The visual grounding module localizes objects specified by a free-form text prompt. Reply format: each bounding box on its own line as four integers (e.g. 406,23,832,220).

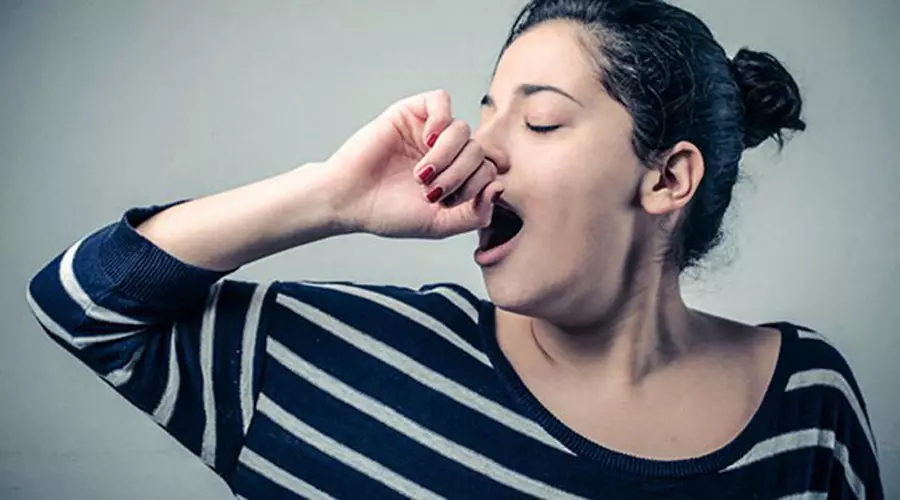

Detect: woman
27,0,882,498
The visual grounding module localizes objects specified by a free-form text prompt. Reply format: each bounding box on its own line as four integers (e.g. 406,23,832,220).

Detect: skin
476,20,782,460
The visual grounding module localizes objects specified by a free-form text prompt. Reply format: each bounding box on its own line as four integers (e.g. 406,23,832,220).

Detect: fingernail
426,186,444,203
426,133,439,148
417,165,436,184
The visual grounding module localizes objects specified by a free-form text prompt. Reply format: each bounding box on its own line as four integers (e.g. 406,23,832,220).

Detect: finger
420,90,453,148
383,89,453,149
472,180,505,229
422,138,483,203
438,179,504,236
414,119,472,185
442,159,497,208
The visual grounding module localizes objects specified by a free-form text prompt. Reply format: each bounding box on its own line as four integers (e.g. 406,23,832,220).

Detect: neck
519,268,710,386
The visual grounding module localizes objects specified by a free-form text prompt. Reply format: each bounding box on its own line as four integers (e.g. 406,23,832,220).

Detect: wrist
283,162,361,239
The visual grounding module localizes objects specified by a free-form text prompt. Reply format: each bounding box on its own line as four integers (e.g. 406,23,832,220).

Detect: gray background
2,0,898,498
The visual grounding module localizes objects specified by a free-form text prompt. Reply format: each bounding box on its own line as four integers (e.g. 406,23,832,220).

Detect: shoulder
774,322,869,407
770,321,879,452
766,322,884,497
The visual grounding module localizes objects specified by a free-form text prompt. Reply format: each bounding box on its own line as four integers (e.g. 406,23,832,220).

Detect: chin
480,254,609,327
480,264,562,318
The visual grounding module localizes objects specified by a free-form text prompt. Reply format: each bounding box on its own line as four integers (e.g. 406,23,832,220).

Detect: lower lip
474,231,522,267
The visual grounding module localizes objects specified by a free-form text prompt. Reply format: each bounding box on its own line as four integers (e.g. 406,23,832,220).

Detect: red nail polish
417,165,436,184
426,133,439,148
426,186,444,203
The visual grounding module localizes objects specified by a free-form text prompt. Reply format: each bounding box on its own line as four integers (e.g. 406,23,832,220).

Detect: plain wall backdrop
2,0,898,498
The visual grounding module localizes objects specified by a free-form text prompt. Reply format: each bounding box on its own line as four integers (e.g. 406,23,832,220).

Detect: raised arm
26,89,501,484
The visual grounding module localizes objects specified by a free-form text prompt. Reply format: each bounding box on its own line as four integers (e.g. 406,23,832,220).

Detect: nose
473,120,510,175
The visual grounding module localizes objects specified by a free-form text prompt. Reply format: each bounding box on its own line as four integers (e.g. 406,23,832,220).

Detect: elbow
26,258,65,338
25,251,87,346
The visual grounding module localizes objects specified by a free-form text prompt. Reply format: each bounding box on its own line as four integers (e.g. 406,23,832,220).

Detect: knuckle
433,116,453,132
431,89,452,109
452,119,471,137
464,180,482,199
462,141,482,162
468,139,485,157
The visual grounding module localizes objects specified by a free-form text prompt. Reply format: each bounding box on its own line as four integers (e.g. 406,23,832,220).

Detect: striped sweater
27,203,883,499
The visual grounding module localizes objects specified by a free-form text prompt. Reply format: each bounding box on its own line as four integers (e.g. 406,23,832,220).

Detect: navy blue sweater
27,204,883,499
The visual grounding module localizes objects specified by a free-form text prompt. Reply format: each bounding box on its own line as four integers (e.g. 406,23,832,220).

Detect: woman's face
475,20,655,325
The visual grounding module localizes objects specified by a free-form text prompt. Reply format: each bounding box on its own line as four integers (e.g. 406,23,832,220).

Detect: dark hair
503,0,806,270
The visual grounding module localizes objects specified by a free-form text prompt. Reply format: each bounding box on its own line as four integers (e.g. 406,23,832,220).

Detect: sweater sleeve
838,362,884,500
800,328,885,500
26,203,278,483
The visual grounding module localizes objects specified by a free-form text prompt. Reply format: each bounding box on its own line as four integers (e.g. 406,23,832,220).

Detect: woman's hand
133,89,499,271
326,90,504,239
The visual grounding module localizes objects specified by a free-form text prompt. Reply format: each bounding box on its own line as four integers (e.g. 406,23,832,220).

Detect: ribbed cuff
96,201,234,305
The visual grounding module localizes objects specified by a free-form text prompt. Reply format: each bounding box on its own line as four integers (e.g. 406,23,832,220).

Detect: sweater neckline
477,301,797,478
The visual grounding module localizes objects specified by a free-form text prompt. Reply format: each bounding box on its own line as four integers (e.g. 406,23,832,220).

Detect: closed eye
527,124,561,134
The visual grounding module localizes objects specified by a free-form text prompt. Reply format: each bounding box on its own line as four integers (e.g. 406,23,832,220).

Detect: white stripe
200,282,223,467
302,282,491,367
423,286,479,324
73,330,144,347
778,493,827,500
268,339,587,500
832,439,865,500
786,369,877,455
26,287,142,349
797,329,832,345
258,393,444,500
104,344,145,387
724,429,864,499
724,428,832,470
151,326,181,427
275,293,570,454
238,447,336,500
59,239,146,327
240,283,269,434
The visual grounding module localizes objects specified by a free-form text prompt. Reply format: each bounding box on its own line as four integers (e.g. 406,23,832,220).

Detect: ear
638,141,705,216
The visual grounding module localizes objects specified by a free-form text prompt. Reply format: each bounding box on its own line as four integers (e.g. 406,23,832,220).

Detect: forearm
136,162,352,271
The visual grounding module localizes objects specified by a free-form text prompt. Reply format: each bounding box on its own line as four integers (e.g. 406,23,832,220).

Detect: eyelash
526,124,561,134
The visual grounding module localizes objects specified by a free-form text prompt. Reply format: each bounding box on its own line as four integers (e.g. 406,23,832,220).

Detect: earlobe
639,141,705,216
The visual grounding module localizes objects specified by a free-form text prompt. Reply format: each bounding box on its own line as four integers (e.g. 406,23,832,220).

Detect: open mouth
479,200,524,251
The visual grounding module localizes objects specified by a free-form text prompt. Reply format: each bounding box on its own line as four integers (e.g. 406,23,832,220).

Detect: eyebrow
480,83,584,108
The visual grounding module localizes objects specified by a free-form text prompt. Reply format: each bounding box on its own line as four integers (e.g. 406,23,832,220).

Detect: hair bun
730,48,806,149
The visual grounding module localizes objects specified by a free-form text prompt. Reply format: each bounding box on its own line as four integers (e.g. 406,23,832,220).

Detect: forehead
493,20,599,97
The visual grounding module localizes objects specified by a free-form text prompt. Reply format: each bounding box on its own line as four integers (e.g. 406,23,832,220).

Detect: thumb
432,181,503,238
472,181,505,229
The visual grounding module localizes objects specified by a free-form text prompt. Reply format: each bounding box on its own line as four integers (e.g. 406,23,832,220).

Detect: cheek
528,133,641,220
525,135,644,274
